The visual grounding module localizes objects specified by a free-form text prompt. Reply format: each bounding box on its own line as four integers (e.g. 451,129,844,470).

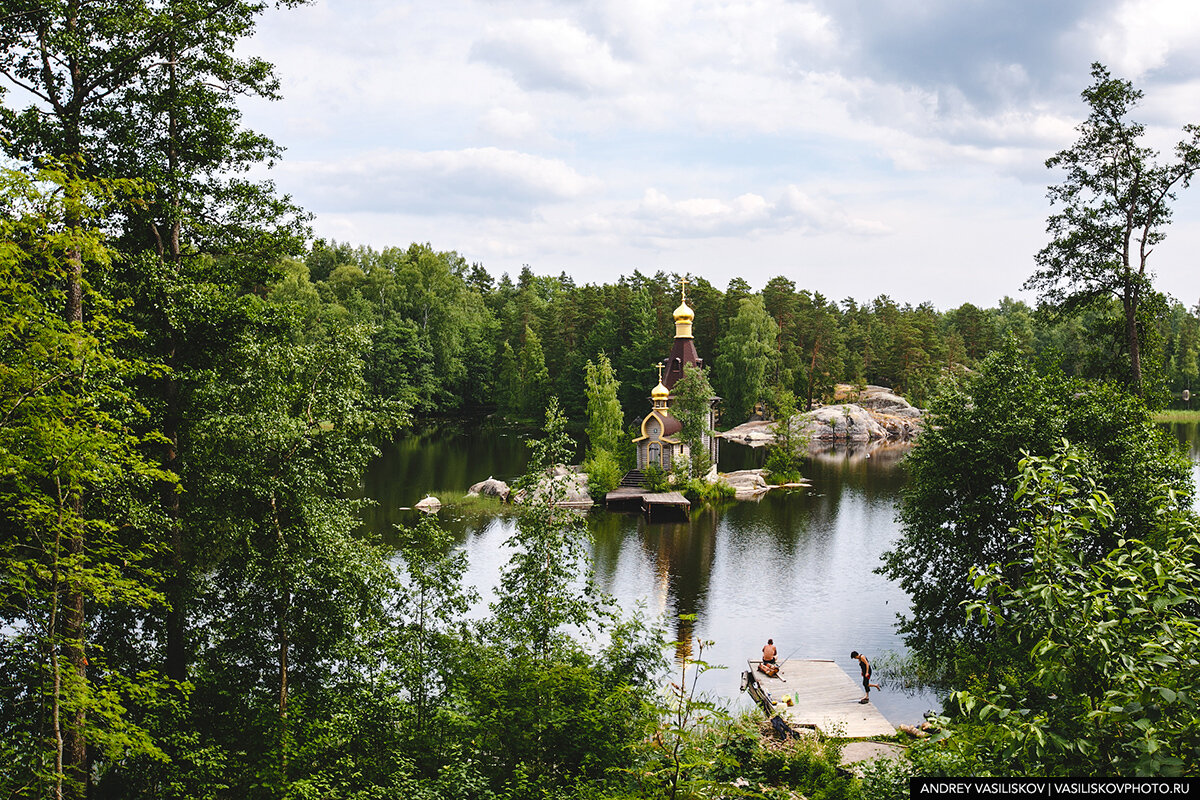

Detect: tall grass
1153,409,1200,423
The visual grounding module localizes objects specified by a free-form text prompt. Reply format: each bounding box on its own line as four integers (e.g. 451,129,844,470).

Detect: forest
299,238,1200,424
4,2,1200,798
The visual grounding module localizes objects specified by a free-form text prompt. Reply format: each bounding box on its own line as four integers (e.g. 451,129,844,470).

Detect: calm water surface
362,419,1200,727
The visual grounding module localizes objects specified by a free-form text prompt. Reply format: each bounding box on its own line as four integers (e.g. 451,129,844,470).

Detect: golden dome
652,380,670,400
673,300,694,323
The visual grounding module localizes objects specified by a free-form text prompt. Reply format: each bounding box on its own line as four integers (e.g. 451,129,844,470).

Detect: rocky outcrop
717,420,777,447
850,385,922,418
836,384,924,439
511,465,593,508
467,476,510,500
720,469,770,499
801,404,888,442
720,385,924,447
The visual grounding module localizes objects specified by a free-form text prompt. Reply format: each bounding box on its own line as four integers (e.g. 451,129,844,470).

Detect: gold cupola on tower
651,379,670,409
673,278,694,339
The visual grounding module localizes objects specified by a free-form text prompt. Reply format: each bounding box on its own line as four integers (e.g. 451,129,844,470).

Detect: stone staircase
618,469,646,488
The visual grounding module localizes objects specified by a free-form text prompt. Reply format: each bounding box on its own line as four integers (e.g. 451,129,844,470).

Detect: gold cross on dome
680,276,688,303
657,363,664,382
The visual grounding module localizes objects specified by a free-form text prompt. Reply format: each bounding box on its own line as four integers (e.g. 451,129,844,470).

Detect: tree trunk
163,7,188,681
1125,291,1143,394
806,338,820,411
62,170,88,800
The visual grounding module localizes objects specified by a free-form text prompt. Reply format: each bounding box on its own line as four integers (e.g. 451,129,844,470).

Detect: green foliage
638,628,729,800
671,364,716,476
881,340,1192,671
584,354,624,456
0,0,310,262
680,477,735,503
582,354,624,498
1025,63,1200,398
489,399,602,658
459,649,656,798
583,448,622,498
391,514,476,736
643,463,670,493
765,388,805,484
857,753,913,800
715,296,779,422
0,170,175,798
934,444,1200,776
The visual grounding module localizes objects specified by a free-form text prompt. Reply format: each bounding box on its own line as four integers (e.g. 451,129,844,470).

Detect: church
633,285,720,472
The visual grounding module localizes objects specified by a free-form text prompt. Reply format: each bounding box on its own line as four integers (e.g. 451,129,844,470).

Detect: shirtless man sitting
762,639,777,664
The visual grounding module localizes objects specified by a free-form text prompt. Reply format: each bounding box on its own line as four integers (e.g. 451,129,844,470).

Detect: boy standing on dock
850,651,881,703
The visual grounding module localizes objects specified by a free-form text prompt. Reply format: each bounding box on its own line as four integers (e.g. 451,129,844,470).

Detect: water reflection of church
633,284,720,472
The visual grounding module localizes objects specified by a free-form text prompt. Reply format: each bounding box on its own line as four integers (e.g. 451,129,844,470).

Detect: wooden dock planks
748,659,896,738
604,488,691,518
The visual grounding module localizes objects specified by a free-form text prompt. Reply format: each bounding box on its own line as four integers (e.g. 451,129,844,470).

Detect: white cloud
470,18,633,95
478,107,544,143
632,185,888,239
279,147,600,216
1087,0,1200,79
233,0,1200,307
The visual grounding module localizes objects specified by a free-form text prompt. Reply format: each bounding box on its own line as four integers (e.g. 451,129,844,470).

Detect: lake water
362,419,1200,728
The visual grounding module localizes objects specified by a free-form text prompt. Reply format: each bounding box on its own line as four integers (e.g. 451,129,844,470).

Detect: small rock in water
414,496,441,513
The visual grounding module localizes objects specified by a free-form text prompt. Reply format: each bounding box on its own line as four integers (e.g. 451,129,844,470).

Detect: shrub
642,463,669,492
681,478,735,502
583,448,622,498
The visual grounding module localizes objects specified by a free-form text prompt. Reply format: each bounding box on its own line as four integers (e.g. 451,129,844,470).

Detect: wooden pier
744,659,896,738
604,487,690,518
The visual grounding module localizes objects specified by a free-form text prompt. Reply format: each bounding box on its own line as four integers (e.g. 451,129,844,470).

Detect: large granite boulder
467,476,510,500
722,387,924,447
511,465,593,507
849,385,923,419
800,404,888,442
717,420,777,447
721,469,770,499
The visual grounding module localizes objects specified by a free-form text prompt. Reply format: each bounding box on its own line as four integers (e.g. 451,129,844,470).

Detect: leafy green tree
796,291,844,409
365,317,437,412
641,625,729,800
179,308,403,795
714,296,778,422
881,341,1192,670
946,302,999,364
488,399,598,657
671,364,717,476
1025,62,1200,398
0,0,308,262
0,170,172,799
0,0,312,700
764,388,804,484
762,276,801,390
618,286,661,414
497,340,521,416
583,354,625,496
391,514,476,739
584,354,623,456
467,401,661,796
946,445,1200,776
517,325,550,419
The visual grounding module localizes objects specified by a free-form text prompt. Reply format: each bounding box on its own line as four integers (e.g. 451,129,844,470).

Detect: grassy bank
1153,409,1200,423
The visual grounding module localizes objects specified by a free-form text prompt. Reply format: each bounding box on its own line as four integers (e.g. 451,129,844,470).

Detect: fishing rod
768,639,812,683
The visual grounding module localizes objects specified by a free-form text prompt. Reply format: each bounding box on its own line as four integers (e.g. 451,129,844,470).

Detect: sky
238,0,1200,309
